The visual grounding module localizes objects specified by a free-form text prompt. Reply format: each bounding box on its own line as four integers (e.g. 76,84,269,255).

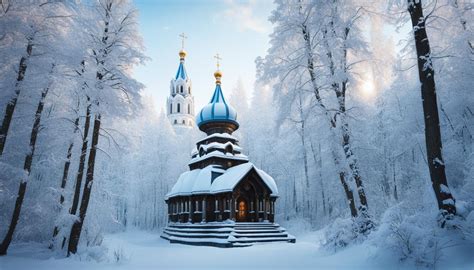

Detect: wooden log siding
262,198,268,220
188,198,192,222
202,199,206,222
230,197,235,220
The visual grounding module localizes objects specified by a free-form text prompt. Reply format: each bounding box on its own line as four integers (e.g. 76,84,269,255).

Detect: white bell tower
167,33,195,127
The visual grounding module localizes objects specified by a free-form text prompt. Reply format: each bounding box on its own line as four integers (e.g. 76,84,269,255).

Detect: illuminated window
238,201,246,219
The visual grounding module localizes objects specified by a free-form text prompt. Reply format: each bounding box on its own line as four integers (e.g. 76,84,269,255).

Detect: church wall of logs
166,193,276,223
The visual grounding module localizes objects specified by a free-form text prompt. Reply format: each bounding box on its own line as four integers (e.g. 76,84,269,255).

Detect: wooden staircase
161,222,295,247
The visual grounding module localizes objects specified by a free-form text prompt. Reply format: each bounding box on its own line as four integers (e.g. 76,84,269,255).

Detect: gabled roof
165,163,278,200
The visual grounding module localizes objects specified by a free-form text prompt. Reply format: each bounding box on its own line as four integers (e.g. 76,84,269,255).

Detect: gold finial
179,32,187,59
213,53,222,84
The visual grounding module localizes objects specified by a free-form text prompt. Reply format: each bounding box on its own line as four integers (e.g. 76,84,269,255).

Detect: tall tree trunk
334,24,373,232
0,84,49,255
50,117,79,248
392,162,399,201
310,140,327,216
62,103,91,249
301,21,358,218
296,93,311,218
0,39,33,155
338,100,369,212
69,103,91,216
325,21,371,217
339,25,370,213
68,114,101,255
407,0,456,221
296,93,310,190
323,15,372,227
292,178,298,214
53,61,87,249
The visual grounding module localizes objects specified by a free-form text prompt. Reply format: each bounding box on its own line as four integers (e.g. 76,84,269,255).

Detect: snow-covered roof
197,133,238,144
196,84,238,128
188,149,249,165
199,141,242,153
165,163,278,199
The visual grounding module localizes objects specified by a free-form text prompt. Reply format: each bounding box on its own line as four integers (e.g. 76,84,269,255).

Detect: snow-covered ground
0,229,472,270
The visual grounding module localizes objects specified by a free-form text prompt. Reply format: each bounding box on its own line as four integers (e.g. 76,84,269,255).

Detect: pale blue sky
134,0,274,112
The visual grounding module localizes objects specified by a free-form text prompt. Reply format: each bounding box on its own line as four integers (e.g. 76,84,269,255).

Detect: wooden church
161,49,295,247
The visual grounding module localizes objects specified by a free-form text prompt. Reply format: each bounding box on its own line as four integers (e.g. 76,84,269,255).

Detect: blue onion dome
196,70,238,132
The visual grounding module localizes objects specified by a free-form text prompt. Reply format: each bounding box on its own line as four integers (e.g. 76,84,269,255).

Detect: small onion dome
179,49,187,59
214,70,222,84
196,74,238,131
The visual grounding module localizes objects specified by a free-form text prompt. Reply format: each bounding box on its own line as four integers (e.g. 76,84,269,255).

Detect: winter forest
0,0,473,269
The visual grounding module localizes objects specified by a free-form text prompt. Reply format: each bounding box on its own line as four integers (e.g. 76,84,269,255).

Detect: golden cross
214,53,222,70
179,32,187,49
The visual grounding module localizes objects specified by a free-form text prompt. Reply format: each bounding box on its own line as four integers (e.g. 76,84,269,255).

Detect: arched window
177,103,181,113
176,86,179,93
188,87,191,94
174,119,177,124
182,120,185,124
180,85,183,93
170,104,173,113
187,104,190,114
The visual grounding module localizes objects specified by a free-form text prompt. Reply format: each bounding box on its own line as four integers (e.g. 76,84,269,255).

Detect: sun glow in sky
360,71,377,100
134,0,274,112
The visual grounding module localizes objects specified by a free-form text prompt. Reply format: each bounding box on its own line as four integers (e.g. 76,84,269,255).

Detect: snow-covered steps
161,222,235,247
229,223,296,245
161,222,295,247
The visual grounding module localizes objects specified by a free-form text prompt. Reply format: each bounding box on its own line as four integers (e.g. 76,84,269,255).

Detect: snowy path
0,230,470,270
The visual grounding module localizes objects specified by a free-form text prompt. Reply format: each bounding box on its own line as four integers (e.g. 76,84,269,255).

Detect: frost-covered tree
406,0,457,224
0,1,79,255
67,0,146,255
260,0,374,232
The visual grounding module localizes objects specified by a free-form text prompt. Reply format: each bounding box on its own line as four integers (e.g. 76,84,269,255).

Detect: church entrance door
237,199,247,222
